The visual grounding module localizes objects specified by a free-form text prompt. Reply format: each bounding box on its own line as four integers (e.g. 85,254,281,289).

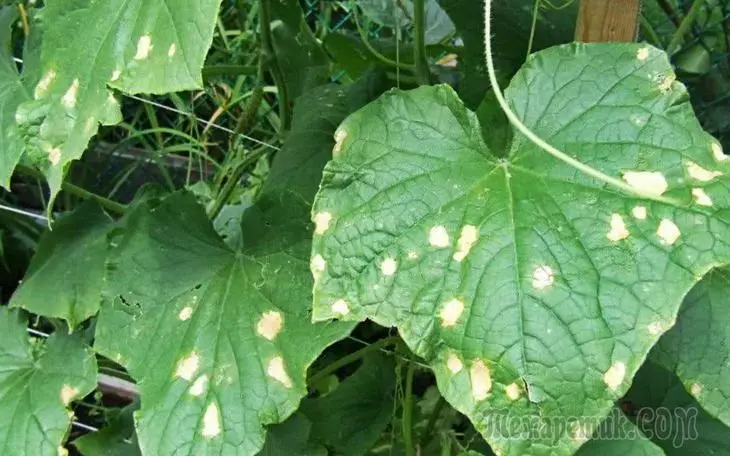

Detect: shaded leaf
310,43,730,455
257,413,326,456
73,402,142,456
15,0,222,203
9,202,113,329
651,267,730,426
575,408,663,456
0,308,97,456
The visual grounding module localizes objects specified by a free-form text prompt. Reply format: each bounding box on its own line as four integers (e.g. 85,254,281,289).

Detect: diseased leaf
651,267,730,426
625,359,730,454
94,74,390,455
575,408,664,456
9,202,112,329
15,0,222,203
311,43,730,455
0,307,97,456
299,353,396,455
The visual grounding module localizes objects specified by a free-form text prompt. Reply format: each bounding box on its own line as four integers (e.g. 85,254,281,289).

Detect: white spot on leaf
256,311,283,340
61,79,80,109
470,360,492,401
637,47,650,61
110,69,121,81
407,251,418,260
532,265,554,290
453,225,479,262
632,206,647,220
331,299,350,316
333,127,347,155
622,171,668,196
267,356,292,388
189,375,208,396
48,147,61,166
429,225,450,248
201,402,221,438
310,254,326,274
60,385,79,405
603,361,626,391
647,321,663,335
440,298,464,327
380,258,397,276
606,213,630,242
446,354,463,374
178,306,193,321
134,35,153,60
35,69,56,99
691,382,703,396
505,383,520,400
658,74,676,93
687,161,722,181
692,188,713,207
313,211,332,235
712,142,726,162
175,351,200,381
167,43,177,57
657,219,681,245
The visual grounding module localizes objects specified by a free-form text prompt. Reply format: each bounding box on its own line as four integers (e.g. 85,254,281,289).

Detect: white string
0,203,47,221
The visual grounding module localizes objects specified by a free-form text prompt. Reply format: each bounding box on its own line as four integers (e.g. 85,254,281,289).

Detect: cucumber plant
1,1,729,455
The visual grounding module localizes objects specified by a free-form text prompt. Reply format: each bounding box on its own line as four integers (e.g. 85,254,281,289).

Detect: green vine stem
258,0,291,131
207,145,270,219
306,335,400,387
402,353,416,456
412,0,430,84
667,0,705,55
16,165,127,215
420,394,447,446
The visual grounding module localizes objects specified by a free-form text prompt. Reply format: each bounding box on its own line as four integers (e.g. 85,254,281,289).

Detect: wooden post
575,0,642,42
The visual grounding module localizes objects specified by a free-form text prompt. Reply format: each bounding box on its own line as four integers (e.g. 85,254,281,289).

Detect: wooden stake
575,0,642,42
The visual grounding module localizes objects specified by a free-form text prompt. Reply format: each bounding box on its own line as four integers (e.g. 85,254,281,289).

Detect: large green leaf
14,0,222,203
299,353,396,455
9,202,112,329
575,408,663,456
310,43,730,455
94,74,389,455
72,403,142,456
0,308,97,456
357,0,456,45
625,359,730,454
437,0,576,108
0,6,36,188
257,413,326,456
651,267,730,426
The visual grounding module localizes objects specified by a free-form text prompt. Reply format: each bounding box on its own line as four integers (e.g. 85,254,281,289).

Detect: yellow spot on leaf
256,311,283,340
532,265,554,290
313,211,332,235
712,141,726,162
505,382,520,400
111,69,121,81
201,401,221,438
60,385,79,405
447,353,463,374
637,47,650,61
48,147,61,166
429,225,450,248
267,356,292,388
622,171,668,196
632,206,647,220
380,258,397,276
470,360,492,401
647,321,663,335
407,251,418,260
333,127,347,155
310,254,326,276
691,382,703,396
35,69,56,99
134,35,153,60
167,43,177,57
175,351,200,381
453,225,478,262
657,219,681,245
692,188,713,207
61,79,80,109
178,306,193,321
440,298,464,327
687,161,722,181
603,361,626,391
658,74,676,93
606,213,629,242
